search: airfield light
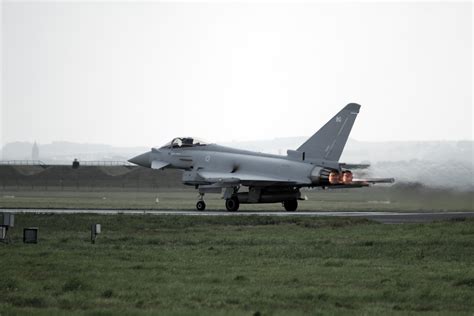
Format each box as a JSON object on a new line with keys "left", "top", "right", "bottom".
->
{"left": 91, "top": 224, "right": 101, "bottom": 244}
{"left": 1, "top": 213, "right": 15, "bottom": 244}
{"left": 0, "top": 226, "right": 7, "bottom": 240}
{"left": 2, "top": 213, "right": 14, "bottom": 227}
{"left": 23, "top": 227, "right": 39, "bottom": 244}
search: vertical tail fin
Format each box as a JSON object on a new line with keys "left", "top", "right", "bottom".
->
{"left": 297, "top": 103, "right": 361, "bottom": 162}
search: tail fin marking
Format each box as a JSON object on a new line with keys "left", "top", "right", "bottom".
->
{"left": 297, "top": 103, "right": 361, "bottom": 162}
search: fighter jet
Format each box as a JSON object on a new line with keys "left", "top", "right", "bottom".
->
{"left": 129, "top": 103, "right": 394, "bottom": 211}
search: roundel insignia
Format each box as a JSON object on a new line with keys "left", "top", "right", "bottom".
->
{"left": 205, "top": 155, "right": 211, "bottom": 162}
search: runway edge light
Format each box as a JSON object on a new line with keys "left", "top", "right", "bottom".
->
{"left": 91, "top": 224, "right": 101, "bottom": 244}
{"left": 1, "top": 213, "right": 15, "bottom": 243}
{"left": 2, "top": 213, "right": 14, "bottom": 227}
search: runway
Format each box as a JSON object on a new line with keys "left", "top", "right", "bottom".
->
{"left": 1, "top": 209, "right": 473, "bottom": 224}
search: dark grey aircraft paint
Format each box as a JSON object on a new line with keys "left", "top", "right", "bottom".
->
{"left": 129, "top": 103, "right": 394, "bottom": 211}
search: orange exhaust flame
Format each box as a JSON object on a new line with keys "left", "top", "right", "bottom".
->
{"left": 327, "top": 170, "right": 353, "bottom": 185}
{"left": 329, "top": 171, "right": 340, "bottom": 184}
{"left": 342, "top": 171, "right": 353, "bottom": 184}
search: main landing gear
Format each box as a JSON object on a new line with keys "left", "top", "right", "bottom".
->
{"left": 194, "top": 188, "right": 299, "bottom": 212}
{"left": 225, "top": 196, "right": 240, "bottom": 212}
{"left": 283, "top": 199, "right": 298, "bottom": 212}
{"left": 195, "top": 195, "right": 240, "bottom": 212}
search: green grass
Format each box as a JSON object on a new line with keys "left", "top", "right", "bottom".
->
{"left": 0, "top": 214, "right": 473, "bottom": 314}
{"left": 1, "top": 186, "right": 473, "bottom": 211}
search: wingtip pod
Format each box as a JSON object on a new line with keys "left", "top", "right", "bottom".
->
{"left": 345, "top": 103, "right": 361, "bottom": 113}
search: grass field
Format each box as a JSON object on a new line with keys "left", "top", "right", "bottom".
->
{"left": 1, "top": 214, "right": 473, "bottom": 315}
{"left": 1, "top": 185, "right": 473, "bottom": 211}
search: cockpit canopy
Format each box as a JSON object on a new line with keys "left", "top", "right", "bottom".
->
{"left": 160, "top": 137, "right": 209, "bottom": 149}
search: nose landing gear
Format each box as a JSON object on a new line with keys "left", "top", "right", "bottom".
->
{"left": 196, "top": 193, "right": 206, "bottom": 211}
{"left": 196, "top": 200, "right": 206, "bottom": 211}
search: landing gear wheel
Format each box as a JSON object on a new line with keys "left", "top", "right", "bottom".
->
{"left": 225, "top": 196, "right": 240, "bottom": 212}
{"left": 196, "top": 200, "right": 206, "bottom": 211}
{"left": 283, "top": 199, "right": 298, "bottom": 212}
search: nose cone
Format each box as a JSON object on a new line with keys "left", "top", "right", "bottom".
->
{"left": 128, "top": 151, "right": 151, "bottom": 168}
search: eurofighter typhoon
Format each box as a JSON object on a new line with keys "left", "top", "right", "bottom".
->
{"left": 129, "top": 103, "right": 394, "bottom": 211}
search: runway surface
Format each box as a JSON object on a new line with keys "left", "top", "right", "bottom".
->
{"left": 1, "top": 209, "right": 474, "bottom": 223}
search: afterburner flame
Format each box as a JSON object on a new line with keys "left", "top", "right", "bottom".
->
{"left": 342, "top": 171, "right": 353, "bottom": 184}
{"left": 329, "top": 171, "right": 340, "bottom": 184}
{"left": 327, "top": 170, "right": 353, "bottom": 184}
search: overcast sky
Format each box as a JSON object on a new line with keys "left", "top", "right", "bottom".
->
{"left": 1, "top": 1, "right": 472, "bottom": 147}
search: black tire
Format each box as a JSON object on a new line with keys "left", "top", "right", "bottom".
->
{"left": 196, "top": 200, "right": 206, "bottom": 211}
{"left": 283, "top": 199, "right": 298, "bottom": 212}
{"left": 225, "top": 196, "right": 240, "bottom": 212}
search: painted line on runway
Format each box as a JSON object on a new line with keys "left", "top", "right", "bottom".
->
{"left": 1, "top": 208, "right": 473, "bottom": 224}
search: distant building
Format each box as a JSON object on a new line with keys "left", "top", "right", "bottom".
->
{"left": 32, "top": 141, "right": 39, "bottom": 160}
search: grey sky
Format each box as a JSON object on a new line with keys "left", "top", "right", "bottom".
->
{"left": 1, "top": 1, "right": 472, "bottom": 147}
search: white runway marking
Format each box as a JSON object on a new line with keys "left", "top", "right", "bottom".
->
{"left": 1, "top": 209, "right": 473, "bottom": 223}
